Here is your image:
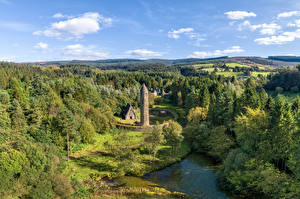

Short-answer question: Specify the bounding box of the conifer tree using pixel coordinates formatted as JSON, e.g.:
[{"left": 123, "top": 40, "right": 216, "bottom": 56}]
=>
[
  {"left": 10, "top": 100, "right": 27, "bottom": 133},
  {"left": 201, "top": 86, "right": 210, "bottom": 108},
  {"left": 0, "top": 104, "right": 11, "bottom": 131}
]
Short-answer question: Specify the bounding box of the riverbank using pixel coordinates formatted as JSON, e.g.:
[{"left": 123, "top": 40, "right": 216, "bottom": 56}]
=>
[
  {"left": 63, "top": 98, "right": 193, "bottom": 198},
  {"left": 64, "top": 131, "right": 192, "bottom": 198},
  {"left": 144, "top": 153, "right": 234, "bottom": 199}
]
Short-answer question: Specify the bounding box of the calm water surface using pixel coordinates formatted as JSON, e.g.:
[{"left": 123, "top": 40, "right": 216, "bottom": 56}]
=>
[{"left": 143, "top": 153, "right": 235, "bottom": 199}]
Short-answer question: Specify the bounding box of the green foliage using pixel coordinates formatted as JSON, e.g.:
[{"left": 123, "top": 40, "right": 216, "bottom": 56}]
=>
[
  {"left": 80, "top": 119, "right": 96, "bottom": 143},
  {"left": 58, "top": 109, "right": 80, "bottom": 141},
  {"left": 186, "top": 122, "right": 234, "bottom": 161},
  {"left": 211, "top": 90, "right": 234, "bottom": 126},
  {"left": 86, "top": 106, "right": 114, "bottom": 133},
  {"left": 206, "top": 126, "right": 235, "bottom": 160},
  {"left": 0, "top": 62, "right": 299, "bottom": 199},
  {"left": 187, "top": 107, "right": 208, "bottom": 124},
  {"left": 266, "top": 67, "right": 300, "bottom": 91},
  {"left": 0, "top": 148, "right": 27, "bottom": 193},
  {"left": 163, "top": 120, "right": 184, "bottom": 154},
  {"left": 0, "top": 104, "right": 11, "bottom": 131},
  {"left": 235, "top": 108, "right": 271, "bottom": 160},
  {"left": 144, "top": 123, "right": 166, "bottom": 160},
  {"left": 225, "top": 158, "right": 296, "bottom": 198},
  {"left": 10, "top": 100, "right": 28, "bottom": 133}
]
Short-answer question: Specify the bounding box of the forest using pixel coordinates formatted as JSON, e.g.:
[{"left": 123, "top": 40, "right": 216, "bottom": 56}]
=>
[{"left": 0, "top": 61, "right": 299, "bottom": 199}]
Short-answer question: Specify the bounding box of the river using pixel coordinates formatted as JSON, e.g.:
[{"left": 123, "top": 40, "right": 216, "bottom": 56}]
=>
[{"left": 143, "top": 153, "right": 235, "bottom": 199}]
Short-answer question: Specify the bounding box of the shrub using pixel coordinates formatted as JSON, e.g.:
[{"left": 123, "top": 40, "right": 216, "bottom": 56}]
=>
[{"left": 80, "top": 119, "right": 96, "bottom": 143}]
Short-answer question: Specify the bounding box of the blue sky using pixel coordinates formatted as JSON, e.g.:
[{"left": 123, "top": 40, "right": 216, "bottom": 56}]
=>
[{"left": 1, "top": 0, "right": 300, "bottom": 62}]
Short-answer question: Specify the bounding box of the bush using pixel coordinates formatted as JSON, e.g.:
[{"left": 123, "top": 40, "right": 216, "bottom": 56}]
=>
[
  {"left": 51, "top": 174, "right": 74, "bottom": 199},
  {"left": 80, "top": 119, "right": 96, "bottom": 143}
]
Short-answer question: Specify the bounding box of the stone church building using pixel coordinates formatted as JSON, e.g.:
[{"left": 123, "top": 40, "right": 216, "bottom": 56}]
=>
[
  {"left": 121, "top": 83, "right": 150, "bottom": 126},
  {"left": 122, "top": 103, "right": 137, "bottom": 120}
]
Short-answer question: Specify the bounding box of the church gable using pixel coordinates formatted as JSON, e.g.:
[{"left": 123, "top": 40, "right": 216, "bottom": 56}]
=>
[{"left": 122, "top": 103, "right": 137, "bottom": 120}]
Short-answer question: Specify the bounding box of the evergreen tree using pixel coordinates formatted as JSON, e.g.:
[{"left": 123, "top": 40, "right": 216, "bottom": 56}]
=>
[
  {"left": 0, "top": 104, "right": 11, "bottom": 131},
  {"left": 200, "top": 86, "right": 210, "bottom": 108},
  {"left": 271, "top": 97, "right": 296, "bottom": 170},
  {"left": 259, "top": 88, "right": 268, "bottom": 109},
  {"left": 213, "top": 90, "right": 234, "bottom": 126},
  {"left": 239, "top": 88, "right": 261, "bottom": 112},
  {"left": 58, "top": 109, "right": 79, "bottom": 160},
  {"left": 265, "top": 95, "right": 275, "bottom": 113},
  {"left": 10, "top": 100, "right": 27, "bottom": 133}
]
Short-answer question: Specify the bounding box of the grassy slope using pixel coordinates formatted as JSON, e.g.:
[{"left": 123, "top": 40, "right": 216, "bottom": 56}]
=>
[
  {"left": 187, "top": 62, "right": 273, "bottom": 77},
  {"left": 226, "top": 62, "right": 251, "bottom": 68},
  {"left": 64, "top": 99, "right": 191, "bottom": 198}
]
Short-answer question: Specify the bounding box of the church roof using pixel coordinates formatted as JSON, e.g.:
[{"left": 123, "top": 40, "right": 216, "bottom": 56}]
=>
[{"left": 123, "top": 103, "right": 132, "bottom": 114}]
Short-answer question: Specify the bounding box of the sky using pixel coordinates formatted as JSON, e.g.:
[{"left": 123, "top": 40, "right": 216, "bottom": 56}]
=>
[{"left": 1, "top": 0, "right": 300, "bottom": 62}]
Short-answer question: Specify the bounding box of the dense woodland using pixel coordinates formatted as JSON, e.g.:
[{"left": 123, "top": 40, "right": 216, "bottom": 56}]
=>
[{"left": 0, "top": 61, "right": 299, "bottom": 199}]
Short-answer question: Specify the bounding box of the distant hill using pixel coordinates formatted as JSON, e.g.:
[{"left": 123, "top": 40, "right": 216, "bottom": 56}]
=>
[
  {"left": 33, "top": 56, "right": 229, "bottom": 67},
  {"left": 28, "top": 56, "right": 299, "bottom": 69},
  {"left": 268, "top": 56, "right": 300, "bottom": 63}
]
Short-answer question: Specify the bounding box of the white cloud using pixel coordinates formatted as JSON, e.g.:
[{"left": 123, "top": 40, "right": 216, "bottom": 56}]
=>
[
  {"left": 238, "top": 21, "right": 281, "bottom": 35},
  {"left": 295, "top": 19, "right": 300, "bottom": 27},
  {"left": 63, "top": 44, "right": 109, "bottom": 59},
  {"left": 34, "top": 12, "right": 112, "bottom": 39},
  {"left": 260, "top": 23, "right": 281, "bottom": 35},
  {"left": 168, "top": 27, "right": 206, "bottom": 46},
  {"left": 189, "top": 46, "right": 244, "bottom": 58},
  {"left": 287, "top": 19, "right": 300, "bottom": 27},
  {"left": 34, "top": 42, "right": 48, "bottom": 50},
  {"left": 254, "top": 29, "right": 300, "bottom": 45},
  {"left": 187, "top": 33, "right": 206, "bottom": 47},
  {"left": 127, "top": 49, "right": 162, "bottom": 57},
  {"left": 238, "top": 20, "right": 261, "bottom": 31},
  {"left": 277, "top": 11, "right": 300, "bottom": 18},
  {"left": 52, "top": 13, "right": 68, "bottom": 19},
  {"left": 225, "top": 11, "right": 256, "bottom": 20},
  {"left": 168, "top": 28, "right": 194, "bottom": 39},
  {"left": 287, "top": 22, "right": 296, "bottom": 27}
]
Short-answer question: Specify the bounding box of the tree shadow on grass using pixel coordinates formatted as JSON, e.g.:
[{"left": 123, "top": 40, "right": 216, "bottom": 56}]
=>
[{"left": 74, "top": 157, "right": 116, "bottom": 172}]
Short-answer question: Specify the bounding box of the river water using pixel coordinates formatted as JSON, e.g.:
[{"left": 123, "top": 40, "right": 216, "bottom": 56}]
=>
[{"left": 143, "top": 153, "right": 234, "bottom": 199}]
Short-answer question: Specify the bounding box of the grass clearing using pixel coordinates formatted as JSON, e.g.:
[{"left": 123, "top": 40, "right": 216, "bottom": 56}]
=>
[
  {"left": 226, "top": 62, "right": 251, "bottom": 68},
  {"left": 201, "top": 68, "right": 215, "bottom": 72},
  {"left": 64, "top": 99, "right": 192, "bottom": 198},
  {"left": 251, "top": 72, "right": 271, "bottom": 77},
  {"left": 64, "top": 136, "right": 191, "bottom": 181},
  {"left": 64, "top": 99, "right": 190, "bottom": 181},
  {"left": 216, "top": 71, "right": 243, "bottom": 77}
]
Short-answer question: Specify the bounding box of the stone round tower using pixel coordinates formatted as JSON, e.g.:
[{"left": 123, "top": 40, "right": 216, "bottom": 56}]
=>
[{"left": 140, "top": 83, "right": 149, "bottom": 126}]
